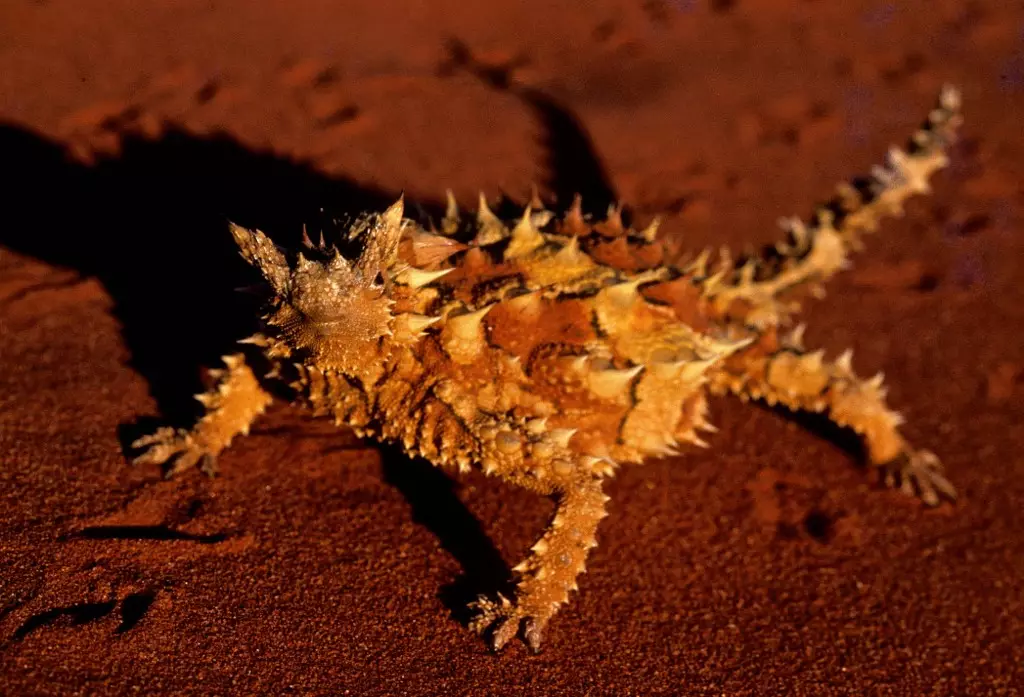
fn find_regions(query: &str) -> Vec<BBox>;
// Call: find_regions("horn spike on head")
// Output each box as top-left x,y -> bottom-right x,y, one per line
229,221 -> 290,294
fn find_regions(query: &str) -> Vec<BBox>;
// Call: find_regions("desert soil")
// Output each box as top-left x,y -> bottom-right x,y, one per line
1,1 -> 1023,695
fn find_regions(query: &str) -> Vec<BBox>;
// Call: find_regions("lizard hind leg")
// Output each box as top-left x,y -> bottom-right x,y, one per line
711,337 -> 957,506
470,478 -> 610,653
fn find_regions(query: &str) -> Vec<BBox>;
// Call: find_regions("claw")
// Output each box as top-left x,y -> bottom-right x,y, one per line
490,615 -> 521,652
468,593 -> 549,652
523,617 -> 545,654
131,426 -> 214,478
880,448 -> 956,507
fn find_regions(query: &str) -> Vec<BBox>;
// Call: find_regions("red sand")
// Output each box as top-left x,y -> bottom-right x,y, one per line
2,1 -> 1023,694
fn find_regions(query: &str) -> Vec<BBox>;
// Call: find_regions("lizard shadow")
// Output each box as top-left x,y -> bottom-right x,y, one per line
439,37 -> 622,220
0,122 -> 402,428
0,52 -> 630,626
379,445 -> 515,624
761,403 -> 869,469
0,123 -> 510,619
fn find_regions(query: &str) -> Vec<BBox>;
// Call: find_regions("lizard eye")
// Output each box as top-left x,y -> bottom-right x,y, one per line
370,270 -> 387,291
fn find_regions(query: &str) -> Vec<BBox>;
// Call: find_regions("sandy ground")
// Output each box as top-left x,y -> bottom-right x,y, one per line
2,1 -> 1023,694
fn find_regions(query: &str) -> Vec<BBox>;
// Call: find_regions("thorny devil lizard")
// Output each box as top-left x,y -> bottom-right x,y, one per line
133,85 -> 962,652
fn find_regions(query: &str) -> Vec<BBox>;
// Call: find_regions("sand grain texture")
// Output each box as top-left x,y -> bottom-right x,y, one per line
2,1 -> 1023,695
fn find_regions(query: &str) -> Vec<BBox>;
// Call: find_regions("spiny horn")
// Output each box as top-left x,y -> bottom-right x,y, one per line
600,278 -> 645,307
505,290 -> 542,316
835,349 -> 854,374
638,217 -> 660,243
442,189 -> 460,235
395,266 -> 454,288
395,313 -> 442,338
588,365 -> 643,399
548,428 -> 578,449
296,251 -> 317,273
228,222 -> 290,294
477,192 -> 500,226
553,236 -> 584,264
506,205 -> 545,258
679,431 -> 710,448
441,304 -> 495,363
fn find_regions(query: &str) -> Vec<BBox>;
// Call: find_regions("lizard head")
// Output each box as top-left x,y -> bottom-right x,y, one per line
229,198 -> 406,376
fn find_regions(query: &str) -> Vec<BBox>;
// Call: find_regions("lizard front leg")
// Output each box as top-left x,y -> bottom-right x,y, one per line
411,379 -> 613,652
710,334 -> 957,506
132,351 -> 274,477
470,478 -> 609,653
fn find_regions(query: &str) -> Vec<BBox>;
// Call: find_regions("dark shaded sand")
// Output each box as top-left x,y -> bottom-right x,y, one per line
1,1 -> 1022,694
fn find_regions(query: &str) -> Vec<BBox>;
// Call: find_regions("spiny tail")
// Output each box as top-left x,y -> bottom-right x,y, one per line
692,85 -> 963,314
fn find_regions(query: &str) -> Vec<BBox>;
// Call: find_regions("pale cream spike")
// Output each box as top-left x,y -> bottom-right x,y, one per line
804,350 -> 825,370
649,360 -> 687,381
687,248 -> 711,275
706,335 -> 754,356
506,206 -> 545,259
506,291 -> 542,316
526,417 -> 548,434
678,358 -> 718,384
588,365 -> 643,399
739,261 -> 757,286
679,431 -> 710,448
836,349 -> 854,374
639,217 -> 661,243
529,183 -> 546,211
867,372 -> 885,389
779,216 -> 810,248
601,278 -> 645,307
194,392 -> 216,407
531,210 -> 555,228
381,195 -> 405,229
395,266 -> 454,289
787,323 -> 807,349
238,334 -> 270,347
548,429 -> 578,449
696,418 -> 719,433
296,251 -> 317,273
222,354 -> 243,369
583,457 -> 616,476
477,192 -> 501,226
396,313 -> 442,337
441,189 -> 461,236
329,248 -> 349,271
445,189 -> 459,220
701,269 -> 728,294
553,236 -> 583,263
441,304 -> 495,361
565,195 -> 585,229
888,147 -> 932,194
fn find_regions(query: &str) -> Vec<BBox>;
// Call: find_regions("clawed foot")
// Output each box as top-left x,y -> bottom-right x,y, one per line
468,594 -> 547,653
131,427 -> 216,477
879,449 -> 957,507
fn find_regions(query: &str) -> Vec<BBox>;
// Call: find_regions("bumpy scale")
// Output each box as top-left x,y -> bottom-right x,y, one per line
133,86 -> 962,652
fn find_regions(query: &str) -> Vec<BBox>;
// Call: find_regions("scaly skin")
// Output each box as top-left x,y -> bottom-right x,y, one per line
132,85 -> 962,652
